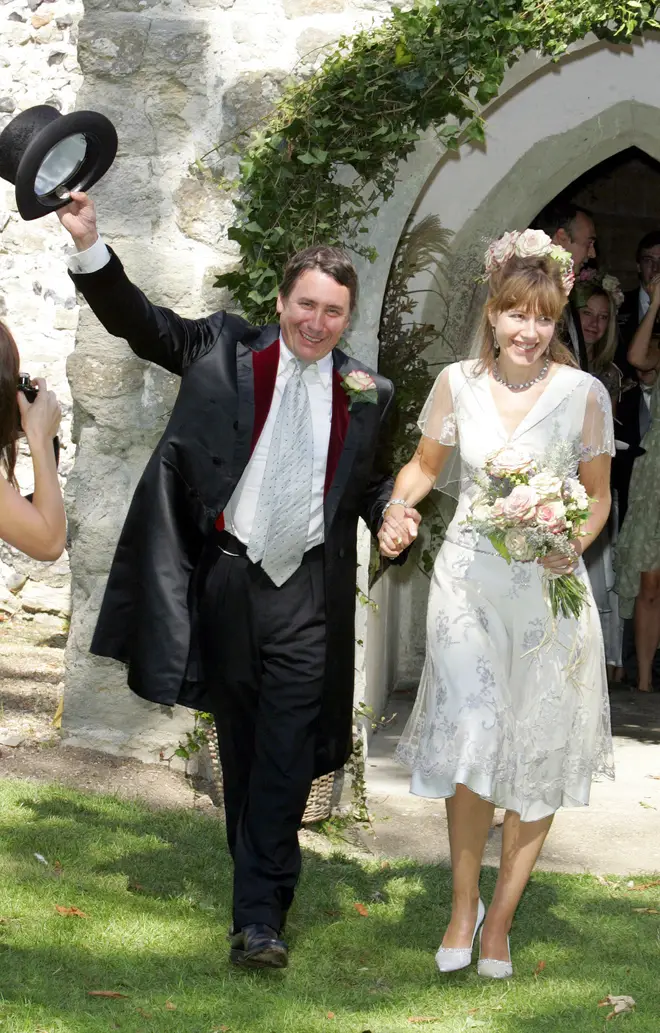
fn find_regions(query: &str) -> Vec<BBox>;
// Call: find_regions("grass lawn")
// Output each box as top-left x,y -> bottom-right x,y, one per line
0,778 -> 658,1033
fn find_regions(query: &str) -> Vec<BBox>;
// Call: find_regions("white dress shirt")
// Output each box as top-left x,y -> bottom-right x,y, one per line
224,339 -> 333,548
66,236 -> 334,550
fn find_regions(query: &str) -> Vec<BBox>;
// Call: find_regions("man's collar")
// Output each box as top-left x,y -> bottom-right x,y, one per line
278,334 -> 333,387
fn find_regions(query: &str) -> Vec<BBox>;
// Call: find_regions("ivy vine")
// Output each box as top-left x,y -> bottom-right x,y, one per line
214,0 -> 659,323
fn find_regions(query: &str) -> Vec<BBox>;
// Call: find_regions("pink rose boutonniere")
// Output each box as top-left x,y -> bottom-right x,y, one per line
341,369 -> 378,410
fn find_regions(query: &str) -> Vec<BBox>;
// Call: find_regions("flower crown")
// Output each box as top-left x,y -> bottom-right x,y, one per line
575,267 -> 625,309
484,229 -> 575,296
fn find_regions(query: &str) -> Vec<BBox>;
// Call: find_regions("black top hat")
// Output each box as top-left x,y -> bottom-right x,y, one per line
0,105 -> 117,221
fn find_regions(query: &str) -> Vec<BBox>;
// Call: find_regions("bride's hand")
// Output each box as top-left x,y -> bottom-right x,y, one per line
378,506 -> 420,558
538,542 -> 581,576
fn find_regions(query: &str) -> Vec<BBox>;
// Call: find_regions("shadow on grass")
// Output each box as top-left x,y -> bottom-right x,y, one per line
0,782 -> 659,1032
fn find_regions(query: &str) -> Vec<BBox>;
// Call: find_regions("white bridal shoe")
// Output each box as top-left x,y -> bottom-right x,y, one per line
477,929 -> 513,979
435,898 -> 485,973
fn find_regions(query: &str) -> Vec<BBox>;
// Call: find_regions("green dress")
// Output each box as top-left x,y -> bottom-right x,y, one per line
615,379 -> 660,619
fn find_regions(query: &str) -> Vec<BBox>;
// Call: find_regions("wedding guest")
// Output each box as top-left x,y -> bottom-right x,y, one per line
615,273 -> 660,693
575,272 -> 625,680
0,320 -> 65,561
616,230 -> 660,380
533,200 -> 597,370
613,367 -> 657,528
576,270 -> 625,405
388,230 -> 614,979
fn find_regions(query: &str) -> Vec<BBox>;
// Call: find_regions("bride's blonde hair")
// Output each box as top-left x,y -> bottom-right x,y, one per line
475,254 -> 577,373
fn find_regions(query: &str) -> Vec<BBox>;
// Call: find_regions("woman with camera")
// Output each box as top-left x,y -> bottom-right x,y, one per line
0,320 -> 65,561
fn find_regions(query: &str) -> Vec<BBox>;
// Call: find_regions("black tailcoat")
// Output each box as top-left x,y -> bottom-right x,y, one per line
69,251 -> 399,777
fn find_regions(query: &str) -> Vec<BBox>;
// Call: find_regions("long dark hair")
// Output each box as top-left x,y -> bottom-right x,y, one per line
0,320 -> 20,488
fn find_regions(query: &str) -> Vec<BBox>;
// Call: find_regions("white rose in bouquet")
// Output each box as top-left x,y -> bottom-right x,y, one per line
528,472 -> 563,500
562,476 -> 589,510
504,529 -> 535,562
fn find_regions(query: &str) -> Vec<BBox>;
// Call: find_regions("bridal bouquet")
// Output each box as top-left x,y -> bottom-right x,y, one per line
463,444 -> 592,619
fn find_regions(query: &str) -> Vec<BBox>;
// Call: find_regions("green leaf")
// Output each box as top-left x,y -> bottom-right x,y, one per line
394,42 -> 413,66
488,534 -> 512,564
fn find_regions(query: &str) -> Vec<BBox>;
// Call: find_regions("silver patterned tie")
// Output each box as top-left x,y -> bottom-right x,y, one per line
247,359 -> 314,586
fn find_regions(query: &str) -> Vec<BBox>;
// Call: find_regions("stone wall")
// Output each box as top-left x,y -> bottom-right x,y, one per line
0,0 -> 84,625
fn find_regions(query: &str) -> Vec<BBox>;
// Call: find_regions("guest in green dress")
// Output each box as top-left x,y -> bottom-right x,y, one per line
615,274 -> 660,693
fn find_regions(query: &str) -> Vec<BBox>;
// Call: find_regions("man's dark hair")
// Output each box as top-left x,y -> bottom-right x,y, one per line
636,230 -> 660,263
533,200 -> 593,241
279,245 -> 358,313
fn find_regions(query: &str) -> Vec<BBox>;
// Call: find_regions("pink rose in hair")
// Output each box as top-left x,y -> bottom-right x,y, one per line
484,231 -> 520,275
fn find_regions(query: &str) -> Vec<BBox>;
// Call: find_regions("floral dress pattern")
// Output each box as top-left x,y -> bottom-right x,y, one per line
615,376 -> 660,618
396,361 -> 616,821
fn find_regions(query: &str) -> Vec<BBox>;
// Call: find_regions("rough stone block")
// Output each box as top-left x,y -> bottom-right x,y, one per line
283,0 -> 345,14
82,157 -> 161,240
20,580 -> 72,617
296,27 -> 340,62
77,13 -> 149,79
0,585 -> 20,616
173,175 -> 236,250
141,21 -> 210,90
75,82 -> 157,156
221,70 -> 284,135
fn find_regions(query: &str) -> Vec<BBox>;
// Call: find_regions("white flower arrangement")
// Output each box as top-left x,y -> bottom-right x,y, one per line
464,444 -> 593,619
483,229 -> 575,296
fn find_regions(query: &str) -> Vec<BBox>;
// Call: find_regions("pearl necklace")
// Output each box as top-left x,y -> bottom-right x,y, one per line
492,356 -> 550,392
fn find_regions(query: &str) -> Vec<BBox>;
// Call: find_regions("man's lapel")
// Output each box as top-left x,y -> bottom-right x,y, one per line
232,327 -> 279,479
324,349 -> 372,531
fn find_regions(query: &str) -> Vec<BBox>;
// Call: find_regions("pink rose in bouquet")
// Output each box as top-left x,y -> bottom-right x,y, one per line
501,484 -> 538,522
535,499 -> 567,534
485,446 -> 537,479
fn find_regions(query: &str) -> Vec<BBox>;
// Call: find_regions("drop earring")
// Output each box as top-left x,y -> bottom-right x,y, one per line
492,327 -> 500,357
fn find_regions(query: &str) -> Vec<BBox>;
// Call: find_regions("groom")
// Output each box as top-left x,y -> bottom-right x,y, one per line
58,193 -> 418,969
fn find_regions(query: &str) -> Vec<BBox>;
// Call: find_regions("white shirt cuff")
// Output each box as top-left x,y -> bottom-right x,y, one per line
66,235 -> 111,275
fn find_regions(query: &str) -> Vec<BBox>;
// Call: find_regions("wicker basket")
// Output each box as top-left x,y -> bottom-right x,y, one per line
206,724 -> 335,824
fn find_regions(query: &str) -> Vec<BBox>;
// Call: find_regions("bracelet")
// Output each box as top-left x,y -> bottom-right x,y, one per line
382,497 -> 408,516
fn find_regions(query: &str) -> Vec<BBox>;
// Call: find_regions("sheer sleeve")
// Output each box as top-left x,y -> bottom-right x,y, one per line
418,367 -> 456,444
581,377 -> 616,461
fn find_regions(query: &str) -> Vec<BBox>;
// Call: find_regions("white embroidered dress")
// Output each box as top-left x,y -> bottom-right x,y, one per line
396,360 -> 616,821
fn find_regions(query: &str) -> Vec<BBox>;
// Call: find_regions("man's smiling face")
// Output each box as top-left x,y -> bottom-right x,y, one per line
277,268 -> 351,362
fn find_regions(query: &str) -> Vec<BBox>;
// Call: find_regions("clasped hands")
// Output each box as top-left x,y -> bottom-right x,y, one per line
378,504 -> 421,558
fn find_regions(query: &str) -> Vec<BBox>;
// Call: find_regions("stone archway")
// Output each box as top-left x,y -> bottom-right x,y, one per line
358,35 -> 660,711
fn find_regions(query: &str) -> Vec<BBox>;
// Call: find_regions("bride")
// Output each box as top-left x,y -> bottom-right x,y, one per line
379,231 -> 615,979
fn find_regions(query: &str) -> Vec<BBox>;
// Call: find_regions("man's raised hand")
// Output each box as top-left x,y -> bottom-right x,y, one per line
56,191 -> 99,252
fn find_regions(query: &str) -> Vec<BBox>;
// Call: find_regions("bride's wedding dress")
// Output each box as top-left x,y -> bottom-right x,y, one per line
396,360 -> 615,821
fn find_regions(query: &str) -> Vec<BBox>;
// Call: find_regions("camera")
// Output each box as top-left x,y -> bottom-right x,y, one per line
15,372 -> 60,468
17,371 -> 38,404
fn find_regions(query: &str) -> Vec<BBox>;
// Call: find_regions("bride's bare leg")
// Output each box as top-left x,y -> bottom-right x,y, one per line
634,570 -> 660,693
480,809 -> 554,960
442,783 -> 494,947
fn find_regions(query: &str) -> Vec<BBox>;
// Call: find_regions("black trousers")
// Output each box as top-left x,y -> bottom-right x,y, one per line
199,531 -> 326,933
